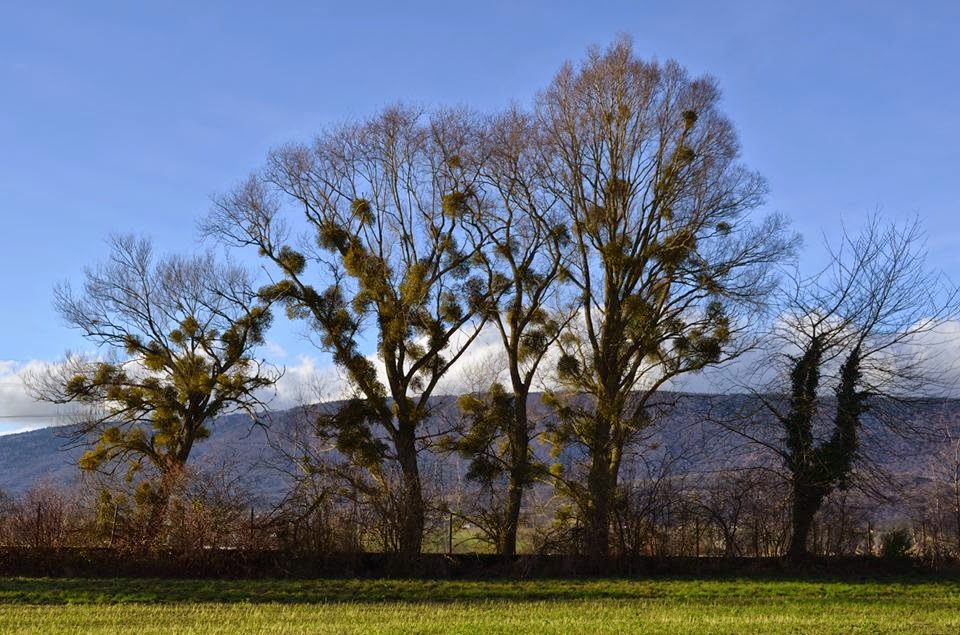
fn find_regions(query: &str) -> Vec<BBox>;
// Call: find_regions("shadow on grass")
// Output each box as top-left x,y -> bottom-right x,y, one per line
3,576 -> 960,606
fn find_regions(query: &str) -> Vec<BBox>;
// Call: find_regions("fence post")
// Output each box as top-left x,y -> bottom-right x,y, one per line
753,517 -> 760,558
34,502 -> 42,547
695,517 -> 701,558
109,504 -> 119,548
448,510 -> 454,556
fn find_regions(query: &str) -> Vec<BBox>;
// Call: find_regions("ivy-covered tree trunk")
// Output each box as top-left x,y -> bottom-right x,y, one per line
783,346 -> 866,562
787,485 -> 826,561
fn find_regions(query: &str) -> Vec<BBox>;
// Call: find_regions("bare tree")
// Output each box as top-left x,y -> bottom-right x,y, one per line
451,108 -> 573,556
691,468 -> 770,557
611,441 -> 692,558
930,413 -> 960,556
262,396 -> 385,554
4,484 -> 83,548
535,37 -> 796,560
206,107 -> 491,559
738,217 -> 959,561
29,235 -> 277,543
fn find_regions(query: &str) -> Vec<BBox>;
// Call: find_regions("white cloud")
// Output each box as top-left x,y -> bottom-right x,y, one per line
236,314 -> 960,410
259,321 -> 556,405
0,359 -> 77,434
433,323 -> 510,394
266,354 -> 347,409
8,316 -> 960,435
263,340 -> 288,360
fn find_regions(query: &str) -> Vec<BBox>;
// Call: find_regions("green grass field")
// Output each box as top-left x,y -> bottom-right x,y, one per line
2,576 -> 959,634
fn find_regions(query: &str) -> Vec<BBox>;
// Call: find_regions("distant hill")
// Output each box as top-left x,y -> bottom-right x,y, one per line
1,393 -> 958,501
0,409 -> 300,500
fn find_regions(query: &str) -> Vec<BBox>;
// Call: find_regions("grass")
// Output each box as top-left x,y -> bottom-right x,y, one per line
2,576 -> 960,633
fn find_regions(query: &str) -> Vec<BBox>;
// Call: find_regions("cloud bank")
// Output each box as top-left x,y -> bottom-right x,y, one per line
5,317 -> 960,435
0,359 -> 74,434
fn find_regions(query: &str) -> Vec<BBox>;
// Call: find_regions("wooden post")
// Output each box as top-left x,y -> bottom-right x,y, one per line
695,518 -> 701,558
35,502 -> 42,547
109,504 -> 119,548
354,500 -> 361,552
753,517 -> 760,558
448,510 -> 454,556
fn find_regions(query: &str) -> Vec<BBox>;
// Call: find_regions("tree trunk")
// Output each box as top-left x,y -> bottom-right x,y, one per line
395,429 -> 424,561
499,475 -> 523,556
584,442 -> 613,561
143,470 -> 177,547
788,486 -> 823,562
499,395 -> 529,557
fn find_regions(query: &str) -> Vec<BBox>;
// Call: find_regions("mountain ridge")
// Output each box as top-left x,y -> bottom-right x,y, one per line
1,392 -> 957,499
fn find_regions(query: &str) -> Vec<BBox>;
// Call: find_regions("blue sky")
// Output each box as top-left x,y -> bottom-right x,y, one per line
1,1 -> 959,429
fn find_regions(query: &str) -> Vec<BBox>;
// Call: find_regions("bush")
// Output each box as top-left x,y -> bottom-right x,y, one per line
881,529 -> 913,560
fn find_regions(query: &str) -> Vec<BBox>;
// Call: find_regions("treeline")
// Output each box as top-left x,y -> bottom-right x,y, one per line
2,446 -> 959,565
24,38 -> 959,565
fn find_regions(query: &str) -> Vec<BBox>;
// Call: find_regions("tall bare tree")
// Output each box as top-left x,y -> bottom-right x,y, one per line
742,217 -> 958,561
30,235 -> 277,542
451,108 -> 572,556
207,107 -> 490,559
536,38 -> 796,560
